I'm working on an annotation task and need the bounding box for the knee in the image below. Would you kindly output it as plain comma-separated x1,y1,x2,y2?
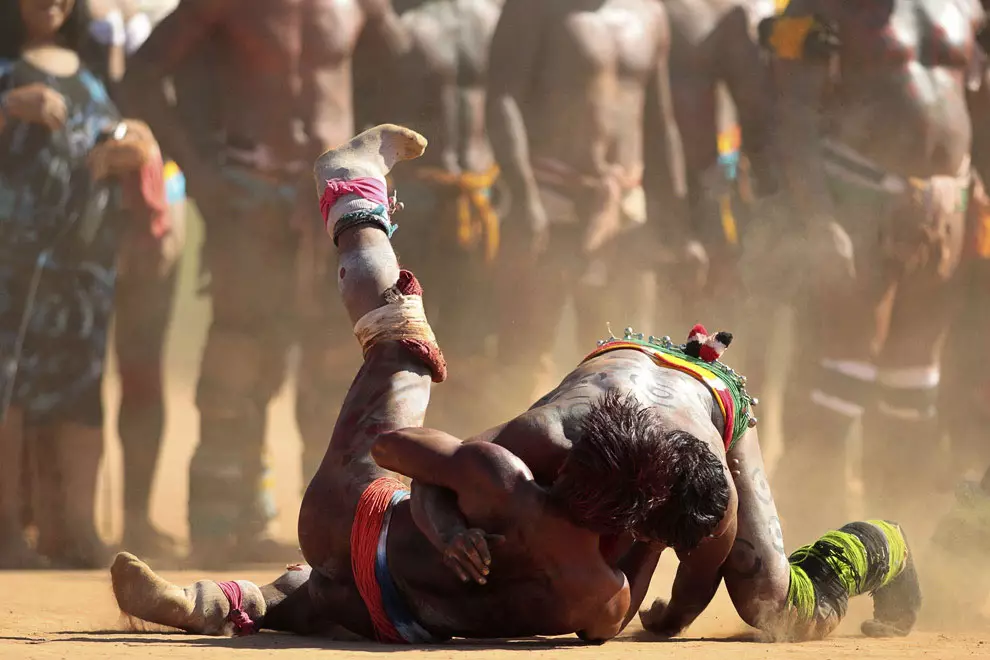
118,362,163,406
198,327,285,416
806,358,878,421
874,365,940,424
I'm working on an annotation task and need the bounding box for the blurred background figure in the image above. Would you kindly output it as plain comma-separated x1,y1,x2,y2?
354,0,505,436
487,0,686,411
117,0,408,567
658,0,780,394
0,0,166,568
86,0,187,561
762,0,990,542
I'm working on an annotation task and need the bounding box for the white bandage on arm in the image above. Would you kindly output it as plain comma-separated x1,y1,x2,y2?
353,293,437,354
89,9,126,46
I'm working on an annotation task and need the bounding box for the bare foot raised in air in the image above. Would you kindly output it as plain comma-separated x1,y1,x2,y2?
314,123,427,195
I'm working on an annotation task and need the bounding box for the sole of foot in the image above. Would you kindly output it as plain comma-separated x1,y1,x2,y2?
313,124,427,196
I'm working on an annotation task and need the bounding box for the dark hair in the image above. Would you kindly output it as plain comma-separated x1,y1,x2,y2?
0,1,93,60
551,390,730,552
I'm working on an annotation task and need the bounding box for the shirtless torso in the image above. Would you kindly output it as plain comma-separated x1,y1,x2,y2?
386,0,501,174
488,0,687,406
121,0,377,180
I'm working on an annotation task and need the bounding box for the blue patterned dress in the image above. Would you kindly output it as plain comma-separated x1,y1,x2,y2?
0,58,122,427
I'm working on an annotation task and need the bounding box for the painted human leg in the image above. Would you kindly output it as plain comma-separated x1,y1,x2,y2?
113,125,435,637
698,429,919,641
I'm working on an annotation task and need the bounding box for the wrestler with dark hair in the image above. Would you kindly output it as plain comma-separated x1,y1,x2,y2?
111,126,920,645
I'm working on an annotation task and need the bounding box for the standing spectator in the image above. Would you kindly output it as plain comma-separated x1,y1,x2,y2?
0,0,166,568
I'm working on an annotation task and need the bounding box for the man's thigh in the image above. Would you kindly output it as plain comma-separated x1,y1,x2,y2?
298,341,432,576
878,205,967,369
199,200,298,398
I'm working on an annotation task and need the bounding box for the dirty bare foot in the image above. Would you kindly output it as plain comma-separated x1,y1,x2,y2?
111,552,264,635
314,123,427,194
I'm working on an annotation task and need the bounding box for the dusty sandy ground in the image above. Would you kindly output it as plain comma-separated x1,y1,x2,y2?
1,211,988,658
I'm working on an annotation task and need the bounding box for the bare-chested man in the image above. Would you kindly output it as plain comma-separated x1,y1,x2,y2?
487,0,689,407
111,126,919,645
119,0,406,564
760,0,990,540
658,0,781,389
363,0,505,435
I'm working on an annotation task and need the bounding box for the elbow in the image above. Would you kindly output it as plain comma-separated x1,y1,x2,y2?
485,94,512,137
576,631,611,645
370,432,400,468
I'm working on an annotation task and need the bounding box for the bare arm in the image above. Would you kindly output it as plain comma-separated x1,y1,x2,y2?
616,542,663,630
372,427,534,503
717,7,779,198
118,0,229,187
643,3,688,240
640,490,738,637
409,481,505,584
719,429,792,631
485,0,545,216
577,573,630,644
766,0,835,221
968,17,990,185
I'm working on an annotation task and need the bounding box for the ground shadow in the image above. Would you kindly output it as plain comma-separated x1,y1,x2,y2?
629,630,765,643
36,632,583,652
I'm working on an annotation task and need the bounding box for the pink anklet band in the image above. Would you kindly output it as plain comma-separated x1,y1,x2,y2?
216,581,259,636
320,177,390,229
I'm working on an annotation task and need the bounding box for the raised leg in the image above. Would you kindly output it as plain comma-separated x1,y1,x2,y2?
298,125,440,579
714,429,919,641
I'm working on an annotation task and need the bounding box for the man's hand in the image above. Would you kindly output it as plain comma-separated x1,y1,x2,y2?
3,83,67,131
502,197,550,261
672,239,709,290
638,597,685,638
441,528,506,585
806,218,856,286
